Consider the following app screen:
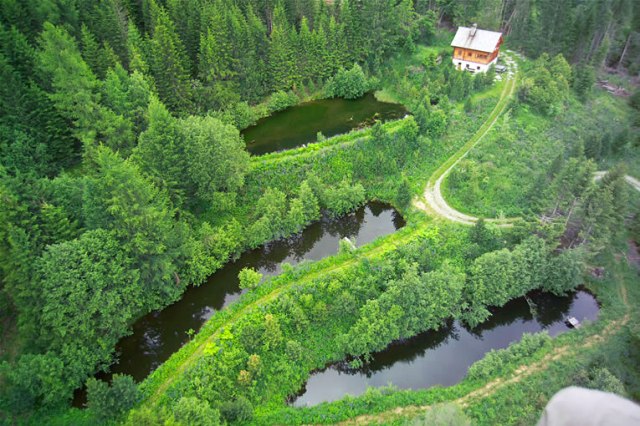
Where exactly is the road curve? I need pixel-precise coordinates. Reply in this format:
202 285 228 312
415 53 519 227
415 55 640 227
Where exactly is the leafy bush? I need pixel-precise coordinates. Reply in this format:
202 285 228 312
86 374 139 422
326 64 369 100
0 353 67 413
173 396 221 426
220 396 253 423
238 267 262 290
396 179 412 208
467 332 551 380
518 53 571 115
324 179 366 216
267 90 299 113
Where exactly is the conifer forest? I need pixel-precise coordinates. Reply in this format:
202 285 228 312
1 0 640 424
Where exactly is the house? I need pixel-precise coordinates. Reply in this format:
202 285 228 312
451 24 503 73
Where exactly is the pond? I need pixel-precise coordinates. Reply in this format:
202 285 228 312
242 93 407 156
107 202 405 383
292 289 599 407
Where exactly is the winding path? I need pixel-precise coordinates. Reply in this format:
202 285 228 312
415 55 640 227
414 53 519 226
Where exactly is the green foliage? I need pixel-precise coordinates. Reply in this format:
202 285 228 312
238 267 262 290
0 352 67 412
134 97 249 208
173 396 221 426
86 374 140 422
24 229 143 402
180 114 250 203
84 147 193 303
467 332 552 380
37 23 121 151
462 236 575 327
324 179 366 217
396 179 412 208
572 64 596 102
542 249 585 295
326 64 369 100
519 54 572 115
220 396 253 423
406 403 471 426
267 90 299 113
147 2 192 113
343 263 465 357
583 367 627 396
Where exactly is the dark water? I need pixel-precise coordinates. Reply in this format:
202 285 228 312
107 202 405 382
242 93 407 156
292 290 599 407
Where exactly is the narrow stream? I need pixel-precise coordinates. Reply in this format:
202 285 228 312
242 93 407 156
292 290 599 407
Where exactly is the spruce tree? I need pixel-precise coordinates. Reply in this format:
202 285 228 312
148 0 192 113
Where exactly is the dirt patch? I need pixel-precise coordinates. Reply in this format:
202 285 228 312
590 266 606 278
597 79 632 97
627 240 640 270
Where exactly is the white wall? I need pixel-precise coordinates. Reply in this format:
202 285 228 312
451 56 498 73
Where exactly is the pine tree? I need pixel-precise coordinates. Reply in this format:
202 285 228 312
199 3 236 83
240 4 270 101
166 0 202 73
297 16 313 83
132 96 187 206
36 23 102 147
269 2 297 91
148 0 192 113
91 0 130 66
126 21 151 76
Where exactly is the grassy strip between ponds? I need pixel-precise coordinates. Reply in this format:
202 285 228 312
139 218 433 406
256 243 635 425
249 117 410 166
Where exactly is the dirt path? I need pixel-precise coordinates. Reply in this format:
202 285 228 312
414 54 519 227
415 61 640 227
594 171 640 193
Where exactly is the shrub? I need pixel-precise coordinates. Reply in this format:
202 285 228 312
267 90 299 113
326 64 369 100
396 179 412 208
86 374 139 422
173 396 221 426
324 180 366 216
220 396 253 423
238 267 262 290
467 332 551 380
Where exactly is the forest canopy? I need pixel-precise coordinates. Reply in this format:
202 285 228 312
0 0 639 424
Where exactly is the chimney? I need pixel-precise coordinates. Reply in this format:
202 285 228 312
470 23 477 37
